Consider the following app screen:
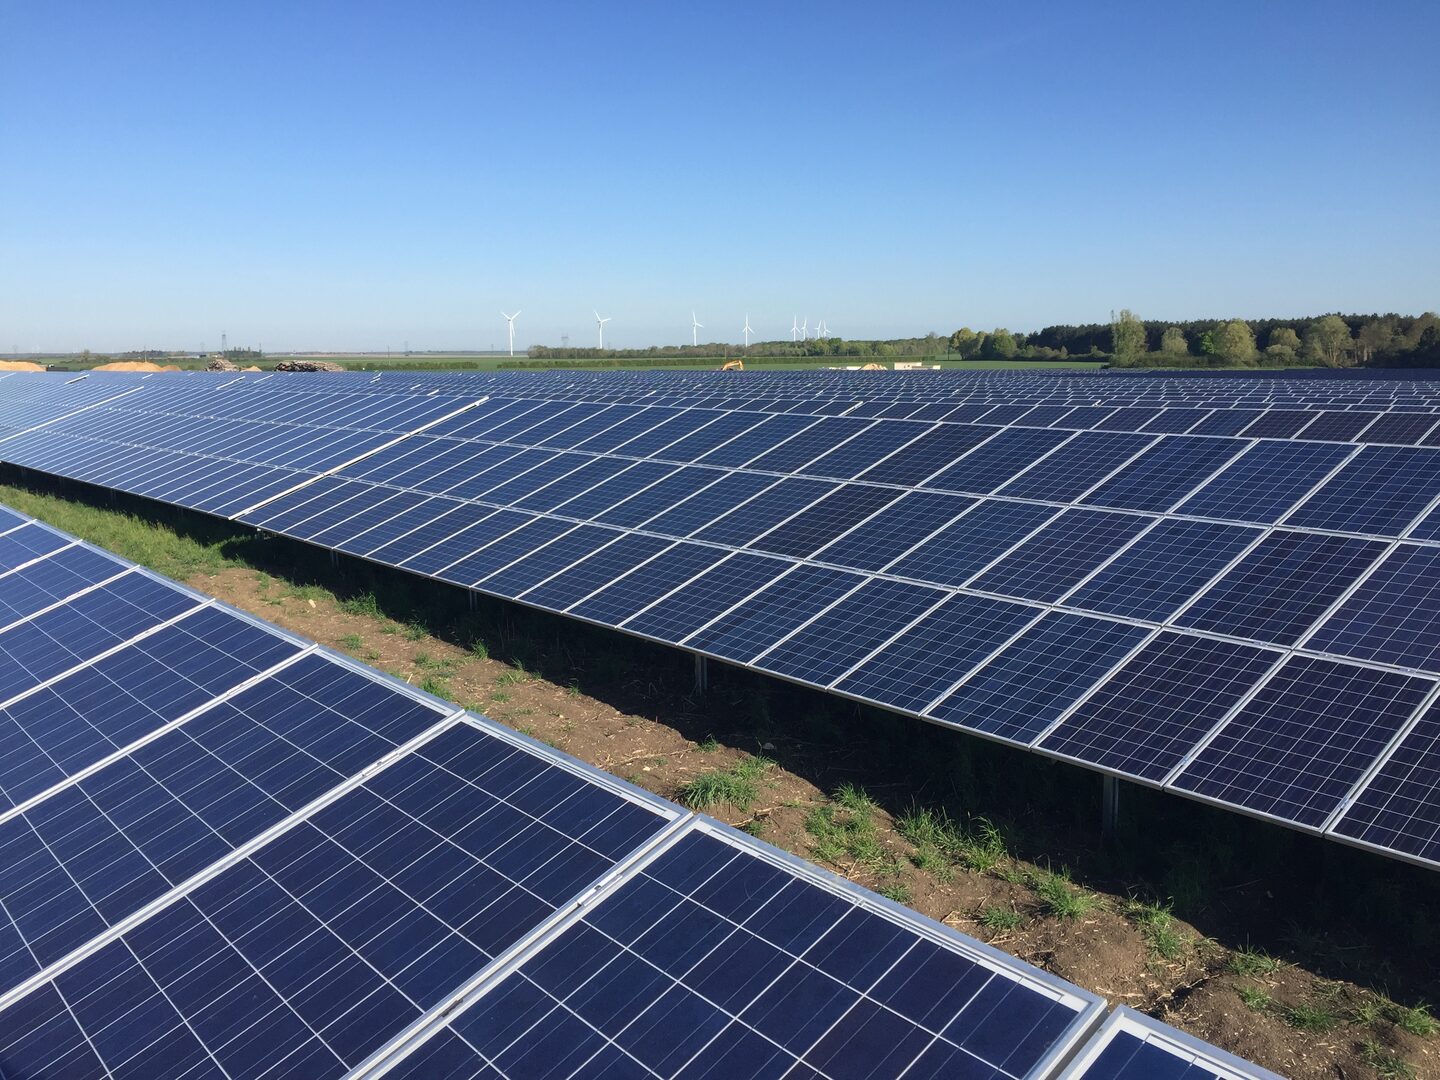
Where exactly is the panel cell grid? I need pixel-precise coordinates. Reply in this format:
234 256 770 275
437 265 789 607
1307 544 1440 670
1331 699 1440 866
1175 441 1354 524
1285 445 1440 535
1171 656 1434 828
969 508 1153 603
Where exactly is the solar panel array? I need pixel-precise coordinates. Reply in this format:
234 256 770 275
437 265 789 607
1 500 1201 1079
2 369 1440 874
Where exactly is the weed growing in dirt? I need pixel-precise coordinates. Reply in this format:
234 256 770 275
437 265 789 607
1123 899 1187 960
1388 1002 1438 1037
1362 1041 1417 1080
1227 945 1282 977
469 638 490 661
1284 1002 1340 1032
1032 869 1099 921
419 674 452 700
676 756 774 812
1237 985 1272 1011
806 786 898 875
979 906 1024 933
340 593 382 618
403 621 426 642
339 633 362 650
698 736 720 752
895 805 1008 876
879 882 913 904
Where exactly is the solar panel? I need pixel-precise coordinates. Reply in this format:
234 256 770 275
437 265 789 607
1330 697 1440 867
365 820 1104 1080
1057 1007 1286 1080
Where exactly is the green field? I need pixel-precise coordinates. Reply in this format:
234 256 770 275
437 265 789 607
271 355 1108 373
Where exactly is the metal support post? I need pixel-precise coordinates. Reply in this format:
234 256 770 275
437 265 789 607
693 654 708 695
1102 775 1121 844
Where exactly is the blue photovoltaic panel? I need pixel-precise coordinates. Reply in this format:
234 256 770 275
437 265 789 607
1174 440 1354 524
438 517 575 587
0 507 26 532
747 483 901 558
546 459 678 519
853 423 1001 486
623 553 790 642
690 478 837 547
0 720 674 1080
887 500 1058 587
835 593 1038 712
636 471 777 535
1285 445 1440 535
1066 519 1262 621
0 573 200 701
397 509 531 577
930 614 1149 745
694 414 819 468
1298 410 1380 442
921 427 1071 494
1306 544 1440 670
0 652 450 985
0 545 128 627
1058 1008 1286 1080
1359 411 1438 445
1082 435 1246 512
521 532 676 612
995 431 1152 502
968 508 1153 603
1171 657 1434 828
1175 531 1385 645
474 525 619 598
0 606 302 811
1240 409 1316 438
1039 634 1282 783
800 420 931 479
379 823 1096 1080
684 564 863 663
754 578 947 686
1331 699 1440 866
742 417 872 473
1186 408 1263 436
568 543 724 625
812 490 974 572
0 524 70 572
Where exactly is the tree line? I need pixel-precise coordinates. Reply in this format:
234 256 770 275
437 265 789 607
1038 311 1440 368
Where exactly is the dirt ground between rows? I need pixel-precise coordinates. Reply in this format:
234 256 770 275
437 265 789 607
181 563 1440 1080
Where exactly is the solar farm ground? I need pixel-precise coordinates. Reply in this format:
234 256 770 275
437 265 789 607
3 471 1436 1080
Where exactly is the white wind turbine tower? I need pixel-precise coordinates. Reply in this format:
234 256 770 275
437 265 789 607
501 310 520 357
691 311 704 347
800 317 808 340
743 314 754 348
791 316 799 342
594 310 611 349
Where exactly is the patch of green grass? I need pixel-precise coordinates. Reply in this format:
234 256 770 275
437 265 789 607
565 680 580 697
363 649 381 661
1362 1041 1417 1080
338 633 363 650
894 805 1008 876
979 906 1024 933
1283 1002 1340 1032
1237 985 1272 1011
418 674 452 700
495 666 529 686
878 882 913 904
380 622 399 635
340 592 382 618
413 652 454 673
1227 945 1282 977
469 638 490 661
1031 868 1100 921
283 582 332 603
1123 899 1186 960
698 735 720 752
740 819 766 838
676 756 774 812
804 786 898 874
1387 1002 1438 1038
490 691 511 703
403 621 426 642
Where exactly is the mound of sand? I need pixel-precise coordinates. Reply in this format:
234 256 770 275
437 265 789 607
90 361 183 372
0 361 45 372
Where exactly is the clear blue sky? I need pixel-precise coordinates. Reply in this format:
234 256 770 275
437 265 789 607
2 0 1437 352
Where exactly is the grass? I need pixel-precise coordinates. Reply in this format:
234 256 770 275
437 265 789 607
1237 985 1272 1011
339 633 363 650
418 674 452 699
403 621 426 642
1362 1041 1417 1080
979 906 1024 933
1387 1002 1438 1037
1123 899 1187 960
339 592 383 618
675 756 774 812
1227 945 1282 977
894 805 1008 876
698 735 720 752
805 785 899 875
1031 868 1100 921
1283 1002 1340 1032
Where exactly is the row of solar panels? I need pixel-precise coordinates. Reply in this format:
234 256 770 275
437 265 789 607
0 504 1279 1080
8 366 1440 416
0 374 1438 872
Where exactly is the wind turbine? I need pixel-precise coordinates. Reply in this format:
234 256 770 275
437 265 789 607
743 314 754 349
594 310 611 349
800 317 808 341
791 316 799 342
501 310 520 357
691 311 704 347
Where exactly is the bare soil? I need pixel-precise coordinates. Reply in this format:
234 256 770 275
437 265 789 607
189 564 1440 1080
